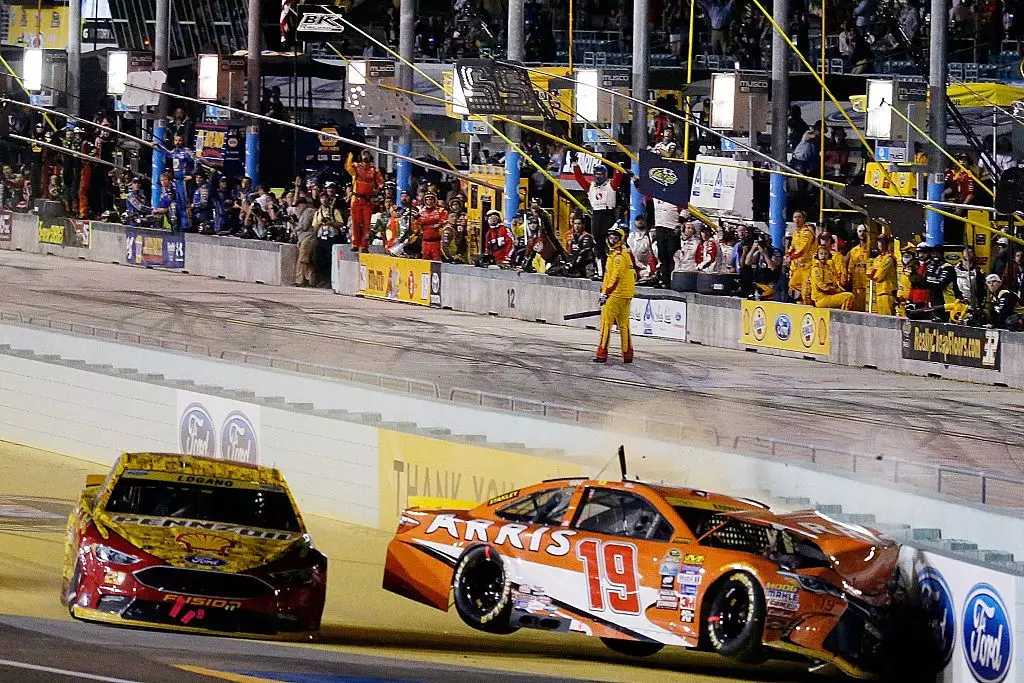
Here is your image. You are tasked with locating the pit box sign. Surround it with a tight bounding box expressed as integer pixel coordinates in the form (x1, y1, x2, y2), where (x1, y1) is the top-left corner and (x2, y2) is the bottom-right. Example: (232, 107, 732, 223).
(0, 211, 10, 242)
(901, 320, 1001, 371)
(124, 228, 185, 269)
(37, 218, 91, 248)
(630, 297, 687, 342)
(358, 253, 441, 307)
(177, 390, 261, 465)
(740, 300, 831, 356)
(898, 546, 1015, 683)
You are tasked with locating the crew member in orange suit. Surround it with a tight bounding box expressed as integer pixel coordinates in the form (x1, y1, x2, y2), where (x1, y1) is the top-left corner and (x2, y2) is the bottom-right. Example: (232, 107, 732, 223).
(418, 191, 448, 261)
(345, 150, 384, 252)
(594, 226, 636, 364)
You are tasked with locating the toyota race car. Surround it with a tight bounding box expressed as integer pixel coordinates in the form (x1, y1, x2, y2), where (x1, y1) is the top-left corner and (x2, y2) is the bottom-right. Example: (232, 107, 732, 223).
(62, 453, 326, 634)
(383, 477, 933, 679)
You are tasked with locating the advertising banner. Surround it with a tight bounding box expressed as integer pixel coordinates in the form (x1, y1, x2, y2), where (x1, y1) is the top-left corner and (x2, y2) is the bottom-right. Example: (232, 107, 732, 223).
(358, 253, 441, 307)
(38, 218, 91, 248)
(125, 229, 186, 269)
(637, 149, 690, 207)
(176, 391, 261, 465)
(689, 154, 755, 219)
(899, 546, 1016, 683)
(630, 297, 687, 342)
(901, 320, 1001, 371)
(0, 212, 11, 242)
(740, 300, 831, 355)
(377, 430, 583, 531)
(194, 122, 245, 178)
(3, 6, 69, 49)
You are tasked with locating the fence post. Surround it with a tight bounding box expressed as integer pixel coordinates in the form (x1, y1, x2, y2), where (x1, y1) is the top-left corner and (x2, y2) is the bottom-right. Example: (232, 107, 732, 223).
(937, 469, 943, 493)
(981, 475, 987, 504)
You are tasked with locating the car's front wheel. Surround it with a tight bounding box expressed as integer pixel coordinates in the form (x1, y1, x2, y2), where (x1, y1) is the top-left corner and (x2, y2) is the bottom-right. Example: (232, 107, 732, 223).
(452, 545, 518, 635)
(703, 571, 766, 663)
(600, 637, 665, 657)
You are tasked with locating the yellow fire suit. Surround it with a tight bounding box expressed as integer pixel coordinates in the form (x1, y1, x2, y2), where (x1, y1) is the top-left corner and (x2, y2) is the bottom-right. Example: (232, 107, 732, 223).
(787, 225, 816, 299)
(868, 252, 897, 315)
(846, 243, 871, 311)
(597, 245, 636, 361)
(810, 259, 854, 310)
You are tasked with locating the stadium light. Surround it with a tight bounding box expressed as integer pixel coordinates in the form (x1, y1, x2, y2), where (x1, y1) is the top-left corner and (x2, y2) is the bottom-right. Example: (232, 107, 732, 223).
(574, 69, 599, 123)
(710, 73, 736, 130)
(451, 68, 470, 117)
(107, 51, 128, 95)
(22, 48, 43, 92)
(197, 54, 220, 100)
(866, 79, 894, 140)
(346, 59, 367, 86)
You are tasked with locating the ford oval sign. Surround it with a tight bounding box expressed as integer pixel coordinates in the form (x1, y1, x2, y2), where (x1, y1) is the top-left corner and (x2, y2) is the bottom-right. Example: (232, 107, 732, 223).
(186, 554, 226, 567)
(962, 583, 1013, 683)
(918, 568, 955, 665)
(179, 403, 216, 458)
(220, 411, 260, 464)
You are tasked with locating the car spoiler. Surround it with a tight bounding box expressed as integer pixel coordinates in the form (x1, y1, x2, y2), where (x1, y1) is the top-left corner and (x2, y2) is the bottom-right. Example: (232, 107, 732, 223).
(406, 496, 478, 511)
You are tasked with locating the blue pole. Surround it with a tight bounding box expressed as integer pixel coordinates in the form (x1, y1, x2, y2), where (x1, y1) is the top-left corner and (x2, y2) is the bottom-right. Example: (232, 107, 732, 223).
(396, 142, 412, 197)
(629, 160, 642, 228)
(926, 176, 944, 246)
(245, 124, 260, 187)
(503, 150, 521, 225)
(151, 123, 166, 206)
(769, 173, 787, 250)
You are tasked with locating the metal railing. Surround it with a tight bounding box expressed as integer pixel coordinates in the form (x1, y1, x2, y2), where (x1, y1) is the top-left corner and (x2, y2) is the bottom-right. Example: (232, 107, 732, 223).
(2, 310, 1022, 509)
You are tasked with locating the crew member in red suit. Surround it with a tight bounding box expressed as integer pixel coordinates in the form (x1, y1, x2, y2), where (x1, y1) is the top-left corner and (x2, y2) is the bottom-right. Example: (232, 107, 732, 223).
(572, 158, 625, 273)
(481, 209, 515, 267)
(345, 150, 385, 252)
(417, 191, 448, 261)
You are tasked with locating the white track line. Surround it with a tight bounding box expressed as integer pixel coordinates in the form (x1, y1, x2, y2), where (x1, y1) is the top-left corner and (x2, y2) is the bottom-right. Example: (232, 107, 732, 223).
(0, 659, 143, 683)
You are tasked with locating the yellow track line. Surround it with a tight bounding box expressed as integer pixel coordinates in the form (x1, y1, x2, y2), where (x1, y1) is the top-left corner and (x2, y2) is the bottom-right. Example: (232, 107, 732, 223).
(176, 665, 276, 682)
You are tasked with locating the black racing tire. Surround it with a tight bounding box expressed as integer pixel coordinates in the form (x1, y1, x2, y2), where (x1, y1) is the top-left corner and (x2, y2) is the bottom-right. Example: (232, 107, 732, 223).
(600, 637, 665, 657)
(64, 561, 82, 615)
(451, 545, 518, 635)
(702, 571, 767, 663)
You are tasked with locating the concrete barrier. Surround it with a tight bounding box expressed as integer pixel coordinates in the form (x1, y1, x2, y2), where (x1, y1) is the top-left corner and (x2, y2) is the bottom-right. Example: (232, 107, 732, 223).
(1, 212, 298, 286)
(333, 254, 1024, 388)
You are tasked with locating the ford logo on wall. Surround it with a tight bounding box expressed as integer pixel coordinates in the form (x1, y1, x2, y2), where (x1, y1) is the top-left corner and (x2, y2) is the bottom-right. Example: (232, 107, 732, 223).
(774, 314, 792, 341)
(918, 568, 955, 665)
(220, 411, 259, 464)
(179, 403, 216, 458)
(962, 583, 1013, 683)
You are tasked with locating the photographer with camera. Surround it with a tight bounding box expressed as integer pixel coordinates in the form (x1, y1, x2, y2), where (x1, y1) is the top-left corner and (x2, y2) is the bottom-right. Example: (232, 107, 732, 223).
(741, 229, 781, 299)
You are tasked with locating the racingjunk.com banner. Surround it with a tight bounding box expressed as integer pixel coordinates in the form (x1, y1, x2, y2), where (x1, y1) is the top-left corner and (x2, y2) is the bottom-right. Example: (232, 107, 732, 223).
(901, 320, 1001, 371)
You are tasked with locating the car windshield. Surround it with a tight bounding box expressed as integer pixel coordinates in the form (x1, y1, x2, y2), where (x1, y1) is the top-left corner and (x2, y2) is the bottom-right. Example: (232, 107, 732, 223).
(104, 476, 301, 532)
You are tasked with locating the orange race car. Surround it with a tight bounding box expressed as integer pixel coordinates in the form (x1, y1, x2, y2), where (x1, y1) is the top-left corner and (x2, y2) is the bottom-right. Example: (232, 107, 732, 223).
(383, 476, 932, 679)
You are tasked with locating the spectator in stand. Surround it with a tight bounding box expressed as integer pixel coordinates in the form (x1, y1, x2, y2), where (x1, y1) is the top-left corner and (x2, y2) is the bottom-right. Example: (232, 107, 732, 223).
(673, 220, 700, 274)
(854, 0, 875, 30)
(700, 0, 737, 55)
(945, 152, 977, 210)
(955, 246, 986, 310)
(717, 228, 738, 273)
(293, 196, 317, 287)
(824, 127, 851, 178)
(990, 236, 1012, 275)
(313, 194, 345, 286)
(695, 224, 719, 272)
(788, 106, 809, 150)
(628, 214, 657, 282)
(868, 234, 898, 315)
(810, 246, 855, 310)
(792, 122, 822, 177)
(745, 231, 783, 299)
(838, 22, 856, 63)
(984, 272, 1023, 329)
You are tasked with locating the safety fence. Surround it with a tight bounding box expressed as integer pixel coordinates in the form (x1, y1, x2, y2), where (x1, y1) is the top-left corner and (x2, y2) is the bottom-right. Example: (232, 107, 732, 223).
(5, 308, 1020, 511)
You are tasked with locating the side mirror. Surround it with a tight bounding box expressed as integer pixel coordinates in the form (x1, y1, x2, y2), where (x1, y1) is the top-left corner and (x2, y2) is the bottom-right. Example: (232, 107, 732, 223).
(85, 474, 105, 488)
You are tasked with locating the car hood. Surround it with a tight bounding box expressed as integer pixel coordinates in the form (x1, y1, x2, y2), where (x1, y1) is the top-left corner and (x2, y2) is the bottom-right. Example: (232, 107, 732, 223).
(97, 512, 302, 573)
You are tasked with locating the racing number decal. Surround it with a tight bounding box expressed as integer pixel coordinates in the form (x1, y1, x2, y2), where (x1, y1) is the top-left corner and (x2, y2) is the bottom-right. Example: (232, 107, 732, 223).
(576, 539, 641, 615)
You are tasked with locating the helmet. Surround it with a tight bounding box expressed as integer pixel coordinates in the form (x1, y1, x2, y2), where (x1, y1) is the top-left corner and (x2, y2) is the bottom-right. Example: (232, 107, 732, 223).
(485, 209, 502, 220)
(608, 225, 626, 241)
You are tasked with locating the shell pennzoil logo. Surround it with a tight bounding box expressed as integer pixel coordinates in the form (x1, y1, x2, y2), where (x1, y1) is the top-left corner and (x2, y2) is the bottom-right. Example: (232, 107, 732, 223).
(801, 313, 816, 349)
(750, 306, 767, 341)
(176, 532, 235, 555)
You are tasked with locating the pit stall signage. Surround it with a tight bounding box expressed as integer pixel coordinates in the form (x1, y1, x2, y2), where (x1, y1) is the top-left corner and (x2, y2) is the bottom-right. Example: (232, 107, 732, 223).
(901, 320, 1001, 371)
(124, 228, 185, 269)
(739, 300, 831, 356)
(358, 253, 441, 307)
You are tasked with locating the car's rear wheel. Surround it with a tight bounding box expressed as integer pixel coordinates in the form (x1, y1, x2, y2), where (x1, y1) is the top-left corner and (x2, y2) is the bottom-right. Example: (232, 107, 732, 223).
(600, 637, 665, 657)
(452, 545, 518, 635)
(703, 571, 766, 663)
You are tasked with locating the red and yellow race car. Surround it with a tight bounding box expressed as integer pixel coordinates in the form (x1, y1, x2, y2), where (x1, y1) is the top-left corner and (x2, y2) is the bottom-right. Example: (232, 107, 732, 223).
(384, 477, 916, 678)
(62, 452, 326, 635)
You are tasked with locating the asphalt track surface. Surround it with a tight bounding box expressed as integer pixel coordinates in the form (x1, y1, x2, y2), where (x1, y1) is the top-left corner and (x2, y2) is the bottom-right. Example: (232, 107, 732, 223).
(0, 249, 1021, 484)
(0, 442, 825, 682)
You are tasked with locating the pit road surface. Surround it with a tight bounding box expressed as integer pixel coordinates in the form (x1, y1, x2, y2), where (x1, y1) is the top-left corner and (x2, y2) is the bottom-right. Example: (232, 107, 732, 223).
(0, 249, 1020, 486)
(0, 441, 824, 682)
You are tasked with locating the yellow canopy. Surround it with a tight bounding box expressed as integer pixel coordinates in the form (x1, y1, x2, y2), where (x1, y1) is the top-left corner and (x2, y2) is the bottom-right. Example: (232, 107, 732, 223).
(850, 82, 1024, 112)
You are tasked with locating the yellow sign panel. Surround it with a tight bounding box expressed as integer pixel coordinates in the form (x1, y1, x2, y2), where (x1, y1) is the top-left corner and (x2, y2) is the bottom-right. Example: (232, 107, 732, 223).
(376, 430, 582, 531)
(740, 300, 831, 356)
(864, 161, 916, 197)
(358, 253, 434, 306)
(4, 7, 69, 50)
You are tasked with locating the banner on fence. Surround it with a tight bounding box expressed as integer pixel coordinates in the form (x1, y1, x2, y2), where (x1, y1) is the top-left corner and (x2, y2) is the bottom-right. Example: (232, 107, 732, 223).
(0, 212, 10, 242)
(358, 253, 441, 307)
(630, 297, 687, 341)
(740, 300, 831, 355)
(38, 217, 91, 248)
(125, 228, 185, 269)
(901, 320, 1001, 370)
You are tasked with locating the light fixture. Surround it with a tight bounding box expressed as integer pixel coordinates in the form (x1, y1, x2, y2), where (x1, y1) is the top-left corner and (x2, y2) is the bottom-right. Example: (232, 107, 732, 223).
(22, 48, 43, 92)
(710, 73, 737, 130)
(574, 69, 599, 123)
(346, 59, 367, 86)
(865, 79, 894, 140)
(451, 68, 470, 117)
(197, 54, 219, 100)
(106, 51, 128, 95)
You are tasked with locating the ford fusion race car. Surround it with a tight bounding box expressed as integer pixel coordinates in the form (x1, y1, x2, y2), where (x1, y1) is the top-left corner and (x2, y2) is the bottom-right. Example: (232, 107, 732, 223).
(384, 478, 923, 679)
(62, 453, 326, 635)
